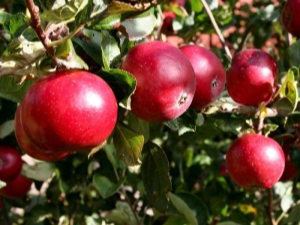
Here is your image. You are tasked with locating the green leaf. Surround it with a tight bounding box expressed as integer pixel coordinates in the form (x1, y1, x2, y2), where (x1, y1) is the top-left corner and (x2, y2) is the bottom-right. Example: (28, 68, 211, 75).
(0, 76, 35, 102)
(106, 1, 139, 15)
(106, 201, 142, 225)
(3, 13, 27, 36)
(104, 144, 126, 170)
(97, 69, 136, 107)
(168, 193, 198, 225)
(91, 14, 121, 30)
(163, 215, 189, 225)
(55, 39, 88, 70)
(217, 222, 242, 225)
(189, 0, 203, 12)
(141, 142, 171, 213)
(128, 113, 150, 143)
(22, 162, 55, 181)
(287, 40, 300, 67)
(119, 8, 156, 41)
(93, 174, 124, 199)
(273, 69, 298, 112)
(40, 0, 89, 23)
(100, 30, 120, 69)
(113, 123, 144, 166)
(0, 11, 11, 25)
(0, 120, 14, 139)
(164, 109, 202, 135)
(283, 203, 300, 224)
(175, 193, 209, 225)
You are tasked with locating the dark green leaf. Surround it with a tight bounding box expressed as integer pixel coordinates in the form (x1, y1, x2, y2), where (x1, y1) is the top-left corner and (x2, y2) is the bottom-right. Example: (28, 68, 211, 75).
(97, 69, 136, 107)
(0, 120, 14, 139)
(113, 123, 144, 166)
(93, 174, 124, 199)
(128, 113, 150, 143)
(163, 215, 188, 225)
(141, 142, 171, 212)
(283, 203, 300, 224)
(0, 11, 11, 25)
(164, 109, 202, 135)
(287, 40, 300, 67)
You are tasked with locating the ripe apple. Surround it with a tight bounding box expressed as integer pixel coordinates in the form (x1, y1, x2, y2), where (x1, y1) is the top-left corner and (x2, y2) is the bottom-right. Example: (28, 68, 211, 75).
(0, 146, 22, 182)
(180, 45, 226, 110)
(226, 49, 278, 106)
(226, 134, 285, 189)
(279, 140, 298, 182)
(161, 11, 176, 34)
(0, 173, 32, 198)
(19, 70, 118, 152)
(120, 41, 196, 122)
(15, 107, 71, 162)
(281, 0, 300, 38)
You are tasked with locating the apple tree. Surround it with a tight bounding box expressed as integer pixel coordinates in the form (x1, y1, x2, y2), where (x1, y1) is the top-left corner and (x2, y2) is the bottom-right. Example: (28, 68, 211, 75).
(0, 0, 300, 224)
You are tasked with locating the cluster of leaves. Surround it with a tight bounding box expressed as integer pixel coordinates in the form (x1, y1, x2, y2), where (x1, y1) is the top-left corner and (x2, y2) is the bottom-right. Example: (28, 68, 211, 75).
(1, 0, 300, 224)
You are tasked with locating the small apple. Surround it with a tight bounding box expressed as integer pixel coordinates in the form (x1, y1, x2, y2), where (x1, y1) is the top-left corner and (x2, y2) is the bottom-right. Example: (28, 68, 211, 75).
(0, 173, 32, 198)
(0, 146, 22, 182)
(281, 0, 300, 38)
(226, 49, 278, 106)
(15, 107, 71, 162)
(120, 41, 196, 122)
(161, 11, 176, 34)
(226, 134, 285, 189)
(180, 45, 226, 110)
(19, 70, 118, 152)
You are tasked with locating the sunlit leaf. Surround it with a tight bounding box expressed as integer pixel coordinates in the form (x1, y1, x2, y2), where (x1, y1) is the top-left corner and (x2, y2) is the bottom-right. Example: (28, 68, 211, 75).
(22, 162, 55, 181)
(113, 123, 144, 166)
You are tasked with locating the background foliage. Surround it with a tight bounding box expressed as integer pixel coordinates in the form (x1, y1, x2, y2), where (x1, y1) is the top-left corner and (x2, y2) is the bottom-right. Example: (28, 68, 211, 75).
(0, 0, 300, 224)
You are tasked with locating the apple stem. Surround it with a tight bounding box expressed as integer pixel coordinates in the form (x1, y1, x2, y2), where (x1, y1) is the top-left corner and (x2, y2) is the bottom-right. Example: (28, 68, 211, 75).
(266, 188, 277, 225)
(25, 0, 54, 56)
(199, 0, 232, 59)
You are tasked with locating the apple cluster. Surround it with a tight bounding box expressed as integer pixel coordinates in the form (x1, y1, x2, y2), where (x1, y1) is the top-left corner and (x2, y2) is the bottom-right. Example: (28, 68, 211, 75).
(120, 41, 226, 122)
(0, 146, 32, 199)
(15, 70, 118, 161)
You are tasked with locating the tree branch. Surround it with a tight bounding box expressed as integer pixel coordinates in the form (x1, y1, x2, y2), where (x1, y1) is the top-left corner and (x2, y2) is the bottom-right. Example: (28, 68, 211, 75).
(25, 0, 54, 56)
(199, 0, 232, 59)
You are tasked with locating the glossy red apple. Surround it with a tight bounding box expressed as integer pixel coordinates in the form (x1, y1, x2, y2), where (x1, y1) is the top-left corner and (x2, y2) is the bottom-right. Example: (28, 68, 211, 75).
(226, 134, 285, 189)
(0, 146, 22, 182)
(19, 70, 118, 152)
(281, 0, 300, 38)
(120, 41, 196, 122)
(0, 173, 32, 198)
(15, 107, 71, 161)
(226, 49, 278, 106)
(180, 45, 226, 110)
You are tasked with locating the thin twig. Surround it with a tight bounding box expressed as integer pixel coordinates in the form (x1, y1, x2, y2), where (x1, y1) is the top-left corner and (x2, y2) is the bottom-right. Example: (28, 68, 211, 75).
(199, 0, 232, 59)
(25, 0, 54, 56)
(266, 189, 276, 225)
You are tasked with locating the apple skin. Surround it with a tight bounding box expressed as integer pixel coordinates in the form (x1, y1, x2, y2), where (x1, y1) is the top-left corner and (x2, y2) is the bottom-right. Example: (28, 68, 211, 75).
(15, 106, 71, 162)
(281, 0, 300, 38)
(0, 173, 32, 198)
(180, 45, 226, 110)
(226, 49, 278, 106)
(19, 70, 118, 152)
(226, 134, 285, 189)
(0, 146, 22, 182)
(120, 41, 196, 122)
(279, 141, 298, 182)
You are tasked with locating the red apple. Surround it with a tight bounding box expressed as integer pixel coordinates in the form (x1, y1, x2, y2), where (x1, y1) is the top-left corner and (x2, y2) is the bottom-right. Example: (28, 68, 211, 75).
(226, 134, 285, 189)
(161, 11, 176, 34)
(120, 41, 196, 122)
(19, 70, 118, 152)
(226, 49, 278, 106)
(180, 45, 226, 110)
(0, 173, 32, 198)
(15, 107, 71, 162)
(281, 0, 300, 38)
(0, 146, 22, 182)
(170, 0, 187, 6)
